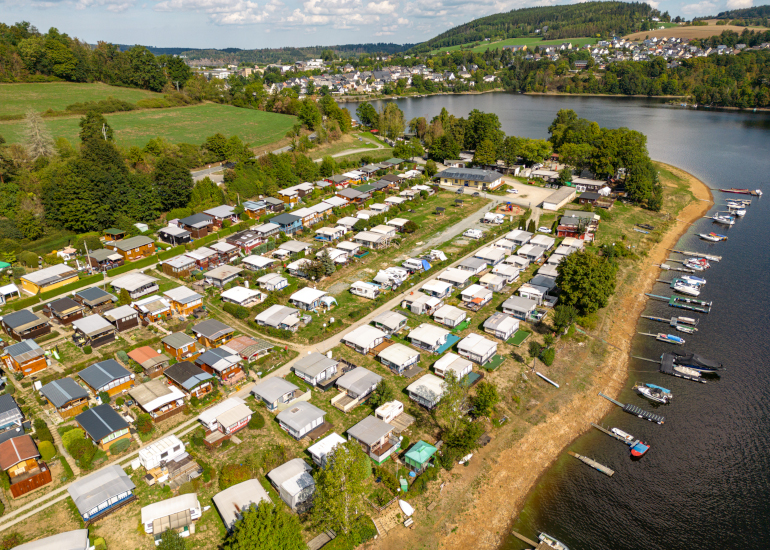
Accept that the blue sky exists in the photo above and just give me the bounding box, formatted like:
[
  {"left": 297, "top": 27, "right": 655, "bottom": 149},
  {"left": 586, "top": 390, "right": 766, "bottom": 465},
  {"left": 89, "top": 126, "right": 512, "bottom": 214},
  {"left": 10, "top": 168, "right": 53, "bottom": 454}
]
[{"left": 0, "top": 0, "right": 755, "bottom": 49}]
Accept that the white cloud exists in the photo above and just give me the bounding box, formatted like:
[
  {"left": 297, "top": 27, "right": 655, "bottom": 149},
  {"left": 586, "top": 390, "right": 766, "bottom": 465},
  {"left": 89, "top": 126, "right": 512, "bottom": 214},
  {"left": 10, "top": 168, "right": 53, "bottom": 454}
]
[
  {"left": 646, "top": 0, "right": 659, "bottom": 8},
  {"left": 680, "top": 0, "right": 716, "bottom": 14},
  {"left": 726, "top": 0, "right": 752, "bottom": 9}
]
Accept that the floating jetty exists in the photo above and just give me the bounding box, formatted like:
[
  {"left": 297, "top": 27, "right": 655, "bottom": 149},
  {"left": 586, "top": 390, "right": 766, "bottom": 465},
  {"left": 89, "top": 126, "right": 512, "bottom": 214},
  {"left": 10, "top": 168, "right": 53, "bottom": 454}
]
[
  {"left": 646, "top": 293, "right": 712, "bottom": 313},
  {"left": 598, "top": 392, "right": 665, "bottom": 424},
  {"left": 655, "top": 263, "right": 696, "bottom": 274},
  {"left": 568, "top": 451, "right": 615, "bottom": 477},
  {"left": 718, "top": 188, "right": 762, "bottom": 196},
  {"left": 631, "top": 355, "right": 707, "bottom": 383},
  {"left": 509, "top": 531, "right": 565, "bottom": 550},
  {"left": 668, "top": 249, "right": 721, "bottom": 262},
  {"left": 641, "top": 315, "right": 698, "bottom": 333},
  {"left": 638, "top": 332, "right": 686, "bottom": 345},
  {"left": 591, "top": 423, "right": 650, "bottom": 457}
]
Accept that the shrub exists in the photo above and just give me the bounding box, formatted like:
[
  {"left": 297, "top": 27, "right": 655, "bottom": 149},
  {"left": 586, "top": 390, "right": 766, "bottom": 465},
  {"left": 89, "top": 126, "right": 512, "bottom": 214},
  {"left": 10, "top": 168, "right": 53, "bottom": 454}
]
[
  {"left": 38, "top": 440, "right": 56, "bottom": 461},
  {"left": 115, "top": 397, "right": 125, "bottom": 406},
  {"left": 248, "top": 412, "right": 264, "bottom": 430},
  {"left": 93, "top": 537, "right": 106, "bottom": 550},
  {"left": 98, "top": 391, "right": 110, "bottom": 404},
  {"left": 0, "top": 470, "right": 9, "bottom": 490},
  {"left": 3, "top": 384, "right": 15, "bottom": 395},
  {"left": 33, "top": 419, "right": 54, "bottom": 445},
  {"left": 62, "top": 428, "right": 86, "bottom": 450},
  {"left": 0, "top": 533, "right": 23, "bottom": 549},
  {"left": 69, "top": 438, "right": 97, "bottom": 469},
  {"left": 219, "top": 463, "right": 250, "bottom": 490},
  {"left": 135, "top": 413, "right": 154, "bottom": 435},
  {"left": 109, "top": 438, "right": 131, "bottom": 455},
  {"left": 374, "top": 465, "right": 399, "bottom": 494},
  {"left": 540, "top": 348, "right": 555, "bottom": 366},
  {"left": 82, "top": 345, "right": 92, "bottom": 355}
]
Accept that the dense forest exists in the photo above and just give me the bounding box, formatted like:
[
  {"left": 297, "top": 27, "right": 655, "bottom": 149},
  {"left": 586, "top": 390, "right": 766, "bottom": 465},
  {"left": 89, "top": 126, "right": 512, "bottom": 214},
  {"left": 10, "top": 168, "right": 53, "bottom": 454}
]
[
  {"left": 178, "top": 43, "right": 415, "bottom": 65},
  {"left": 699, "top": 5, "right": 770, "bottom": 27},
  {"left": 409, "top": 2, "right": 657, "bottom": 53}
]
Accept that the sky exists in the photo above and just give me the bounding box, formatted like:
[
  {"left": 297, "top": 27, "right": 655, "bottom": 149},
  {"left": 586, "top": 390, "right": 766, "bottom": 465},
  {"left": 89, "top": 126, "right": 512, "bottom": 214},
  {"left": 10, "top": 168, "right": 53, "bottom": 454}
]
[{"left": 0, "top": 0, "right": 758, "bottom": 49}]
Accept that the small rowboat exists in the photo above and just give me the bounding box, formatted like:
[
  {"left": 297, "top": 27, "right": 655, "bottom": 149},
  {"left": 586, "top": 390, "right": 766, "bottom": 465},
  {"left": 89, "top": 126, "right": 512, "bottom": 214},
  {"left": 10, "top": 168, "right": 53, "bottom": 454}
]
[{"left": 399, "top": 500, "right": 414, "bottom": 517}]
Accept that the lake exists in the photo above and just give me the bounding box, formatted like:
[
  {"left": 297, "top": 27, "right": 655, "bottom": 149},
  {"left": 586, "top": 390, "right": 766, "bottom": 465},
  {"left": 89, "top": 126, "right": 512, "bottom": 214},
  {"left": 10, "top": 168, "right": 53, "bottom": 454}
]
[{"left": 346, "top": 93, "right": 770, "bottom": 550}]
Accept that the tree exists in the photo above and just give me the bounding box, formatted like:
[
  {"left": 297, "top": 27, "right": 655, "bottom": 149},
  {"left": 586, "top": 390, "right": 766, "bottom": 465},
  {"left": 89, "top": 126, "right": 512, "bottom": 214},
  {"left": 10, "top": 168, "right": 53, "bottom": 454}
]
[
  {"left": 437, "top": 371, "right": 470, "bottom": 434},
  {"left": 188, "top": 177, "right": 225, "bottom": 212},
  {"left": 318, "top": 249, "right": 336, "bottom": 276},
  {"left": 429, "top": 134, "right": 460, "bottom": 162},
  {"left": 79, "top": 112, "right": 114, "bottom": 144},
  {"left": 472, "top": 381, "right": 499, "bottom": 417},
  {"left": 498, "top": 136, "right": 520, "bottom": 167},
  {"left": 298, "top": 99, "right": 322, "bottom": 130},
  {"left": 319, "top": 156, "right": 336, "bottom": 178},
  {"left": 403, "top": 220, "right": 418, "bottom": 233},
  {"left": 23, "top": 110, "right": 54, "bottom": 160},
  {"left": 312, "top": 441, "right": 370, "bottom": 535},
  {"left": 556, "top": 250, "right": 618, "bottom": 315},
  {"left": 98, "top": 391, "right": 110, "bottom": 404},
  {"left": 378, "top": 102, "right": 405, "bottom": 140},
  {"left": 355, "top": 103, "right": 378, "bottom": 128},
  {"left": 224, "top": 501, "right": 306, "bottom": 550},
  {"left": 472, "top": 139, "right": 497, "bottom": 166},
  {"left": 118, "top": 288, "right": 131, "bottom": 306},
  {"left": 156, "top": 529, "right": 186, "bottom": 550},
  {"left": 38, "top": 440, "right": 56, "bottom": 461},
  {"left": 425, "top": 159, "right": 438, "bottom": 177},
  {"left": 15, "top": 209, "right": 44, "bottom": 240},
  {"left": 518, "top": 138, "right": 552, "bottom": 166},
  {"left": 558, "top": 167, "right": 572, "bottom": 184},
  {"left": 464, "top": 109, "right": 504, "bottom": 150},
  {"left": 527, "top": 219, "right": 536, "bottom": 233},
  {"left": 553, "top": 304, "right": 578, "bottom": 333},
  {"left": 153, "top": 157, "right": 194, "bottom": 211},
  {"left": 369, "top": 380, "right": 395, "bottom": 409},
  {"left": 528, "top": 340, "right": 542, "bottom": 359}
]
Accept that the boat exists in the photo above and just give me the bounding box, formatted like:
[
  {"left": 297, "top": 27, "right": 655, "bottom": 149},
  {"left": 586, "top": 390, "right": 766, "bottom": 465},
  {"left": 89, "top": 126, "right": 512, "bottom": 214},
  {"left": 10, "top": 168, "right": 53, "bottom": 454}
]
[
  {"left": 673, "top": 281, "right": 700, "bottom": 296},
  {"left": 684, "top": 258, "right": 710, "bottom": 270},
  {"left": 656, "top": 333, "right": 685, "bottom": 345},
  {"left": 674, "top": 365, "right": 702, "bottom": 378},
  {"left": 699, "top": 233, "right": 721, "bottom": 242},
  {"left": 539, "top": 533, "right": 570, "bottom": 550},
  {"left": 727, "top": 207, "right": 746, "bottom": 217},
  {"left": 630, "top": 440, "right": 651, "bottom": 457},
  {"left": 669, "top": 351, "right": 725, "bottom": 372},
  {"left": 719, "top": 188, "right": 762, "bottom": 196},
  {"left": 399, "top": 500, "right": 415, "bottom": 517},
  {"left": 712, "top": 214, "right": 735, "bottom": 225},
  {"left": 708, "top": 232, "right": 728, "bottom": 241},
  {"left": 671, "top": 316, "right": 698, "bottom": 333},
  {"left": 645, "top": 382, "right": 672, "bottom": 395},
  {"left": 611, "top": 427, "right": 636, "bottom": 443},
  {"left": 680, "top": 275, "right": 706, "bottom": 285},
  {"left": 634, "top": 383, "right": 673, "bottom": 404}
]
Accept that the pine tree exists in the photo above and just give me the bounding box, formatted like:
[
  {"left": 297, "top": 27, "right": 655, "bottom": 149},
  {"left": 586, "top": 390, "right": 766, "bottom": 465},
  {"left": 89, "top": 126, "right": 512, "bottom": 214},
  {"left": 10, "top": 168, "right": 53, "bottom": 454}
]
[
  {"left": 118, "top": 288, "right": 131, "bottom": 306},
  {"left": 23, "top": 110, "right": 55, "bottom": 161},
  {"left": 318, "top": 249, "right": 336, "bottom": 276}
]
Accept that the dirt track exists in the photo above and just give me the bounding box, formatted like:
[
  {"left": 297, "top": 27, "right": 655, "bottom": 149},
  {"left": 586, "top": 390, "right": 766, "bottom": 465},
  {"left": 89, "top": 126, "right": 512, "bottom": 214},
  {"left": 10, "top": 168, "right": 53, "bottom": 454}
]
[{"left": 370, "top": 163, "right": 713, "bottom": 550}]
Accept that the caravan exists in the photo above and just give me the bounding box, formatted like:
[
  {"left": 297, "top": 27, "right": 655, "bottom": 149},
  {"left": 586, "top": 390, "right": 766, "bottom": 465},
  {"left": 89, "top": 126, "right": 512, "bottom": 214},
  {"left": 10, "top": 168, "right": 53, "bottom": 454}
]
[{"left": 350, "top": 281, "right": 381, "bottom": 300}]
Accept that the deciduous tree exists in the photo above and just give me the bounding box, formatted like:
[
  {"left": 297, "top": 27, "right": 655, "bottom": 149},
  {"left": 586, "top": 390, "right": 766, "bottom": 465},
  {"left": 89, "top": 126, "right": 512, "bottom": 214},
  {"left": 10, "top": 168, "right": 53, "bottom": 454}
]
[
  {"left": 556, "top": 250, "right": 618, "bottom": 315},
  {"left": 312, "top": 441, "right": 370, "bottom": 535},
  {"left": 223, "top": 501, "right": 306, "bottom": 550},
  {"left": 153, "top": 157, "right": 194, "bottom": 211}
]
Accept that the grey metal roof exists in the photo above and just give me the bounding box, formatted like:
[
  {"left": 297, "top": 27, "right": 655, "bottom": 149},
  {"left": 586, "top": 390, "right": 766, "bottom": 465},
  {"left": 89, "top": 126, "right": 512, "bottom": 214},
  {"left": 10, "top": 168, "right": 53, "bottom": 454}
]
[
  {"left": 372, "top": 310, "right": 407, "bottom": 331},
  {"left": 0, "top": 394, "right": 22, "bottom": 428},
  {"left": 76, "top": 403, "right": 129, "bottom": 442},
  {"left": 12, "top": 529, "right": 89, "bottom": 550},
  {"left": 252, "top": 377, "right": 298, "bottom": 404},
  {"left": 267, "top": 458, "right": 313, "bottom": 492},
  {"left": 270, "top": 213, "right": 301, "bottom": 226},
  {"left": 213, "top": 479, "right": 271, "bottom": 530},
  {"left": 377, "top": 343, "right": 419, "bottom": 366},
  {"left": 2, "top": 310, "right": 45, "bottom": 330},
  {"left": 109, "top": 235, "right": 154, "bottom": 252},
  {"left": 192, "top": 319, "right": 234, "bottom": 340},
  {"left": 459, "top": 257, "right": 488, "bottom": 270},
  {"left": 438, "top": 167, "right": 501, "bottom": 183},
  {"left": 336, "top": 367, "right": 382, "bottom": 396},
  {"left": 293, "top": 352, "right": 338, "bottom": 379},
  {"left": 276, "top": 402, "right": 325, "bottom": 432},
  {"left": 530, "top": 274, "right": 557, "bottom": 290},
  {"left": 3, "top": 339, "right": 43, "bottom": 362},
  {"left": 47, "top": 297, "right": 82, "bottom": 314},
  {"left": 78, "top": 359, "right": 130, "bottom": 391},
  {"left": 75, "top": 287, "right": 116, "bottom": 306},
  {"left": 164, "top": 361, "right": 214, "bottom": 390},
  {"left": 162, "top": 332, "right": 196, "bottom": 349},
  {"left": 67, "top": 464, "right": 135, "bottom": 515},
  {"left": 255, "top": 305, "right": 299, "bottom": 327},
  {"left": 40, "top": 378, "right": 88, "bottom": 408},
  {"left": 347, "top": 415, "right": 393, "bottom": 446},
  {"left": 71, "top": 315, "right": 114, "bottom": 337},
  {"left": 483, "top": 312, "right": 511, "bottom": 331},
  {"left": 502, "top": 295, "right": 538, "bottom": 311},
  {"left": 0, "top": 394, "right": 20, "bottom": 415},
  {"left": 179, "top": 213, "right": 213, "bottom": 228}
]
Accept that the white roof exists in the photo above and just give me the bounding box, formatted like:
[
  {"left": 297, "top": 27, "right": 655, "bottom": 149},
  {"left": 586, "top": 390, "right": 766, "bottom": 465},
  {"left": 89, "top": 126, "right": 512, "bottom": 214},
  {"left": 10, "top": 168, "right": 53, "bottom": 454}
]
[
  {"left": 433, "top": 304, "right": 465, "bottom": 322},
  {"left": 279, "top": 240, "right": 312, "bottom": 253},
  {"left": 370, "top": 225, "right": 395, "bottom": 235},
  {"left": 422, "top": 280, "right": 453, "bottom": 295},
  {"left": 475, "top": 246, "right": 506, "bottom": 262},
  {"left": 433, "top": 352, "right": 473, "bottom": 376},
  {"left": 342, "top": 325, "right": 386, "bottom": 348},
  {"left": 111, "top": 273, "right": 158, "bottom": 292},
  {"left": 355, "top": 231, "right": 385, "bottom": 243},
  {"left": 337, "top": 217, "right": 359, "bottom": 227},
  {"left": 386, "top": 217, "right": 409, "bottom": 227},
  {"left": 20, "top": 264, "right": 75, "bottom": 284},
  {"left": 408, "top": 323, "right": 449, "bottom": 345},
  {"left": 159, "top": 225, "right": 189, "bottom": 236},
  {"left": 132, "top": 383, "right": 185, "bottom": 411},
  {"left": 493, "top": 264, "right": 519, "bottom": 277},
  {"left": 377, "top": 343, "right": 419, "bottom": 365},
  {"left": 103, "top": 304, "right": 137, "bottom": 321},
  {"left": 210, "top": 241, "right": 238, "bottom": 253},
  {"left": 323, "top": 196, "right": 348, "bottom": 207},
  {"left": 204, "top": 205, "right": 235, "bottom": 218},
  {"left": 164, "top": 286, "right": 203, "bottom": 304},
  {"left": 185, "top": 246, "right": 217, "bottom": 260},
  {"left": 138, "top": 435, "right": 184, "bottom": 462},
  {"left": 336, "top": 241, "right": 360, "bottom": 252},
  {"left": 221, "top": 287, "right": 262, "bottom": 303},
  {"left": 530, "top": 234, "right": 556, "bottom": 248},
  {"left": 479, "top": 273, "right": 507, "bottom": 286},
  {"left": 307, "top": 433, "right": 346, "bottom": 460},
  {"left": 206, "top": 265, "right": 243, "bottom": 280},
  {"left": 141, "top": 493, "right": 200, "bottom": 525},
  {"left": 506, "top": 230, "right": 532, "bottom": 242},
  {"left": 439, "top": 268, "right": 472, "bottom": 284},
  {"left": 458, "top": 333, "right": 497, "bottom": 356},
  {"left": 406, "top": 373, "right": 445, "bottom": 401},
  {"left": 257, "top": 273, "right": 287, "bottom": 286},
  {"left": 164, "top": 255, "right": 195, "bottom": 269},
  {"left": 493, "top": 238, "right": 517, "bottom": 249},
  {"left": 290, "top": 287, "right": 327, "bottom": 304},
  {"left": 518, "top": 244, "right": 543, "bottom": 258},
  {"left": 213, "top": 479, "right": 271, "bottom": 530},
  {"left": 461, "top": 284, "right": 492, "bottom": 299},
  {"left": 243, "top": 256, "right": 275, "bottom": 268},
  {"left": 198, "top": 397, "right": 246, "bottom": 426},
  {"left": 0, "top": 283, "right": 19, "bottom": 296},
  {"left": 385, "top": 196, "right": 406, "bottom": 204},
  {"left": 315, "top": 226, "right": 343, "bottom": 236},
  {"left": 255, "top": 222, "right": 280, "bottom": 233},
  {"left": 71, "top": 315, "right": 113, "bottom": 336}
]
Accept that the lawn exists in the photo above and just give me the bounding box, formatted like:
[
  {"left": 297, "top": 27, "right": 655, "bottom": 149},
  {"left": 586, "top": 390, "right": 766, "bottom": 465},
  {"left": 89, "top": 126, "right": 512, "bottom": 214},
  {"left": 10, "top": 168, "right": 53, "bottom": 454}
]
[
  {"left": 0, "top": 102, "right": 297, "bottom": 148},
  {"left": 507, "top": 329, "right": 531, "bottom": 347},
  {"left": 431, "top": 36, "right": 598, "bottom": 55},
  {"left": 0, "top": 81, "right": 164, "bottom": 118}
]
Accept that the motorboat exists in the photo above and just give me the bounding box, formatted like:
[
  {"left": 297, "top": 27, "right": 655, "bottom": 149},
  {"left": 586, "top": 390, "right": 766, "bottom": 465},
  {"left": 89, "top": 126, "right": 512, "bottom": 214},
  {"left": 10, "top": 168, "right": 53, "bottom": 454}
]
[
  {"left": 539, "top": 533, "right": 570, "bottom": 550},
  {"left": 699, "top": 233, "right": 721, "bottom": 242},
  {"left": 610, "top": 428, "right": 650, "bottom": 457},
  {"left": 611, "top": 428, "right": 635, "bottom": 443},
  {"left": 656, "top": 333, "right": 686, "bottom": 345},
  {"left": 712, "top": 213, "right": 735, "bottom": 225},
  {"left": 727, "top": 207, "right": 746, "bottom": 217},
  {"left": 673, "top": 281, "right": 700, "bottom": 296},
  {"left": 634, "top": 383, "right": 673, "bottom": 404},
  {"left": 684, "top": 258, "right": 710, "bottom": 270},
  {"left": 670, "top": 351, "right": 725, "bottom": 372},
  {"left": 680, "top": 275, "right": 706, "bottom": 285}
]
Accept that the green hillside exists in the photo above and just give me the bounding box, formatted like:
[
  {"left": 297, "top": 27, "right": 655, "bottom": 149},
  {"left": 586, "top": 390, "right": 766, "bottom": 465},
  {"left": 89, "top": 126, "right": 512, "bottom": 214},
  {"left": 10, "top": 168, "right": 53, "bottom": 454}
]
[
  {"left": 431, "top": 36, "right": 597, "bottom": 55},
  {"left": 0, "top": 102, "right": 296, "bottom": 148},
  {"left": 410, "top": 2, "right": 656, "bottom": 54}
]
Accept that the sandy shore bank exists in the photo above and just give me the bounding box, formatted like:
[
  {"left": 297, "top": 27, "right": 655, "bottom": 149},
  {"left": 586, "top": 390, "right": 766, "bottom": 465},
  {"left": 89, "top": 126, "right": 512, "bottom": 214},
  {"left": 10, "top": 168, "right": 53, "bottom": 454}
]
[{"left": 370, "top": 163, "right": 713, "bottom": 550}]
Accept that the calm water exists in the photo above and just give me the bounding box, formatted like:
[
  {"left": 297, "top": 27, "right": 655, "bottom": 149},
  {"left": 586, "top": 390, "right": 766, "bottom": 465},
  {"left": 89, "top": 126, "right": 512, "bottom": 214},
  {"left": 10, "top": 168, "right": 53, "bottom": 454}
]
[{"left": 348, "top": 94, "right": 770, "bottom": 550}]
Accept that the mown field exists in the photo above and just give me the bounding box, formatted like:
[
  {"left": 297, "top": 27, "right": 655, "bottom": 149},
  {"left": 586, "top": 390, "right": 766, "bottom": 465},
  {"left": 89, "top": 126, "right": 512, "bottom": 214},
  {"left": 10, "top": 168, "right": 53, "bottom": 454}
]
[
  {"left": 0, "top": 102, "right": 297, "bottom": 148},
  {"left": 431, "top": 36, "right": 598, "bottom": 54},
  {"left": 625, "top": 22, "right": 769, "bottom": 40},
  {"left": 0, "top": 82, "right": 164, "bottom": 118}
]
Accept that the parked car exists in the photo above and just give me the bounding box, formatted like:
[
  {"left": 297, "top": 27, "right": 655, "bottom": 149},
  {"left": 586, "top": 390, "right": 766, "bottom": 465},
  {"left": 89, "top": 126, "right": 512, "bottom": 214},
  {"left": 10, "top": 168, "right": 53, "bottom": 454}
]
[
  {"left": 456, "top": 188, "right": 464, "bottom": 194},
  {"left": 537, "top": 227, "right": 551, "bottom": 233},
  {"left": 463, "top": 229, "right": 483, "bottom": 239},
  {"left": 472, "top": 192, "right": 480, "bottom": 197}
]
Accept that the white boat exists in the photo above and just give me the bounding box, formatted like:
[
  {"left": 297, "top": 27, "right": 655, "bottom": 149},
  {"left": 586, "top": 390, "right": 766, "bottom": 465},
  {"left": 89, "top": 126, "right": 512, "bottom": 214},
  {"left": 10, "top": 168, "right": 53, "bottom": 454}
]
[
  {"left": 674, "top": 365, "right": 701, "bottom": 378},
  {"left": 712, "top": 215, "right": 735, "bottom": 225},
  {"left": 728, "top": 208, "right": 746, "bottom": 217},
  {"left": 684, "top": 258, "right": 710, "bottom": 271},
  {"left": 698, "top": 233, "right": 721, "bottom": 242},
  {"left": 634, "top": 384, "right": 673, "bottom": 404},
  {"left": 611, "top": 428, "right": 635, "bottom": 443},
  {"left": 680, "top": 275, "right": 706, "bottom": 285},
  {"left": 539, "top": 533, "right": 570, "bottom": 550},
  {"left": 674, "top": 281, "right": 700, "bottom": 296},
  {"left": 398, "top": 499, "right": 414, "bottom": 517}
]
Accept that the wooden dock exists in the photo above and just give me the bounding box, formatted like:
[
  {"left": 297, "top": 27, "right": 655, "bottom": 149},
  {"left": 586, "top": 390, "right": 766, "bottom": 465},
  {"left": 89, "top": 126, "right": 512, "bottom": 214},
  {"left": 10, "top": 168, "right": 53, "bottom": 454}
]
[
  {"left": 668, "top": 249, "right": 722, "bottom": 262},
  {"left": 599, "top": 392, "right": 665, "bottom": 424},
  {"left": 568, "top": 451, "right": 615, "bottom": 477},
  {"left": 508, "top": 530, "right": 556, "bottom": 550}
]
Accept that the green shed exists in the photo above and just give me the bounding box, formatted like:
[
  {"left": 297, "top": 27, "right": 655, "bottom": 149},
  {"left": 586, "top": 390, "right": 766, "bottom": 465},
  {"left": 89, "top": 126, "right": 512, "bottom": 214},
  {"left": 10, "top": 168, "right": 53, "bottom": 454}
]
[{"left": 404, "top": 440, "right": 437, "bottom": 473}]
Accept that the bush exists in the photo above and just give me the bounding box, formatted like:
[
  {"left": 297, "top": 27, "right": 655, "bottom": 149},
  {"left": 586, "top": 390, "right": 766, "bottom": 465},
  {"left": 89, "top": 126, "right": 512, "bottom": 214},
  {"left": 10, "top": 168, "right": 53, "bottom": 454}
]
[
  {"left": 62, "top": 428, "right": 86, "bottom": 450},
  {"left": 115, "top": 397, "right": 125, "bottom": 406},
  {"left": 0, "top": 533, "right": 23, "bottom": 549},
  {"left": 33, "top": 419, "right": 54, "bottom": 444},
  {"left": 3, "top": 383, "right": 15, "bottom": 395},
  {"left": 0, "top": 470, "right": 9, "bottom": 490},
  {"left": 38, "top": 440, "right": 56, "bottom": 461},
  {"left": 69, "top": 438, "right": 97, "bottom": 469},
  {"left": 98, "top": 391, "right": 110, "bottom": 404},
  {"left": 248, "top": 412, "right": 264, "bottom": 430},
  {"left": 109, "top": 438, "right": 131, "bottom": 455},
  {"left": 82, "top": 345, "right": 92, "bottom": 355},
  {"left": 219, "top": 463, "right": 250, "bottom": 490},
  {"left": 374, "top": 465, "right": 399, "bottom": 494},
  {"left": 135, "top": 413, "right": 154, "bottom": 435},
  {"left": 540, "top": 348, "right": 555, "bottom": 366},
  {"left": 93, "top": 537, "right": 106, "bottom": 550}
]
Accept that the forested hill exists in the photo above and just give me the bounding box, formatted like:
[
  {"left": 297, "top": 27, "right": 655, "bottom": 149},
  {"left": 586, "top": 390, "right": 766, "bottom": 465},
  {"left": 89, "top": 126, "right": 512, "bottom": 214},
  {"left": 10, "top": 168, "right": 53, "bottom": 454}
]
[
  {"left": 174, "top": 43, "right": 415, "bottom": 65},
  {"left": 409, "top": 2, "right": 656, "bottom": 53},
  {"left": 711, "top": 5, "right": 770, "bottom": 19}
]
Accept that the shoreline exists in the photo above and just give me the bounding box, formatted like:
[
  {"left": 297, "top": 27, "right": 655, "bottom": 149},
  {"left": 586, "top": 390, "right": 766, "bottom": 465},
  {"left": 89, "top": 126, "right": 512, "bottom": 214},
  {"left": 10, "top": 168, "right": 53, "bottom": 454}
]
[{"left": 371, "top": 163, "right": 713, "bottom": 550}]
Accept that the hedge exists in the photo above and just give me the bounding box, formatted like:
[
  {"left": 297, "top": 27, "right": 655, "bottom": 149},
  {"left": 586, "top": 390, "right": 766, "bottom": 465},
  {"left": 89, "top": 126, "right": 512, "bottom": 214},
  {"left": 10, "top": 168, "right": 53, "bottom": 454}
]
[
  {"left": 158, "top": 246, "right": 186, "bottom": 261},
  {"left": 106, "top": 255, "right": 158, "bottom": 277}
]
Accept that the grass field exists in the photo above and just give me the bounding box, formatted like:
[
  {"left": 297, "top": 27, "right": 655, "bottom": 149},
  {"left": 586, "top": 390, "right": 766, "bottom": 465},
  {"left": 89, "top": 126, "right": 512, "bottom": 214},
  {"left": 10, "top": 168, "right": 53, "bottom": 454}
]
[
  {"left": 0, "top": 82, "right": 164, "bottom": 118},
  {"left": 0, "top": 102, "right": 297, "bottom": 148},
  {"left": 625, "top": 23, "right": 769, "bottom": 40},
  {"left": 431, "top": 36, "right": 598, "bottom": 55}
]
